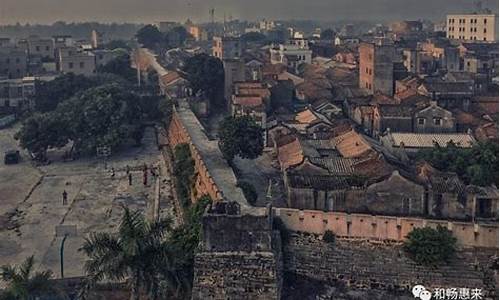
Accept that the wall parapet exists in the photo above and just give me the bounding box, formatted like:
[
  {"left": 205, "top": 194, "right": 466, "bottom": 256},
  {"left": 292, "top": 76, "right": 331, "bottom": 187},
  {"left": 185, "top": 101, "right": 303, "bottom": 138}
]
[{"left": 275, "top": 208, "right": 498, "bottom": 248}]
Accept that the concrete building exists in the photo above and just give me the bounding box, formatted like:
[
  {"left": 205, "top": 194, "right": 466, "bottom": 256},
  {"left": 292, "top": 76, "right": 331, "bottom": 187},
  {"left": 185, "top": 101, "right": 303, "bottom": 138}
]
[
  {"left": 0, "top": 47, "right": 28, "bottom": 79},
  {"left": 358, "top": 41, "right": 395, "bottom": 96},
  {"left": 58, "top": 47, "right": 96, "bottom": 76},
  {"left": 414, "top": 101, "right": 456, "bottom": 133},
  {"left": 18, "top": 37, "right": 55, "bottom": 60},
  {"left": 269, "top": 38, "right": 312, "bottom": 73},
  {"left": 446, "top": 13, "right": 498, "bottom": 42}
]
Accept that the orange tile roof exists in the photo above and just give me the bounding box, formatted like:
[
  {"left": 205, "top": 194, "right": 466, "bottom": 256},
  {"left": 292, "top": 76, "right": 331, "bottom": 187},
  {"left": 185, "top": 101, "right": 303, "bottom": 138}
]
[
  {"left": 295, "top": 108, "right": 319, "bottom": 124},
  {"left": 232, "top": 95, "right": 263, "bottom": 107},
  {"left": 160, "top": 71, "right": 182, "bottom": 86},
  {"left": 277, "top": 137, "right": 304, "bottom": 170},
  {"left": 333, "top": 130, "right": 372, "bottom": 158}
]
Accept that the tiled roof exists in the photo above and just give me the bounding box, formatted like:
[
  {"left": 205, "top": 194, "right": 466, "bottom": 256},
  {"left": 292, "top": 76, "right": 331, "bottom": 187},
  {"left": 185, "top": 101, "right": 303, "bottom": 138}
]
[
  {"left": 390, "top": 133, "right": 475, "bottom": 148},
  {"left": 287, "top": 174, "right": 350, "bottom": 190},
  {"left": 277, "top": 137, "right": 304, "bottom": 170},
  {"left": 333, "top": 130, "right": 373, "bottom": 158},
  {"left": 310, "top": 157, "right": 359, "bottom": 175},
  {"left": 295, "top": 108, "right": 320, "bottom": 124},
  {"left": 232, "top": 95, "right": 263, "bottom": 107},
  {"left": 160, "top": 71, "right": 182, "bottom": 86}
]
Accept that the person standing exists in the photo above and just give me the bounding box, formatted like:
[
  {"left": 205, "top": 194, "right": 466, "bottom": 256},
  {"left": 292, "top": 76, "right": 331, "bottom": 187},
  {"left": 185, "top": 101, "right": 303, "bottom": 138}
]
[
  {"left": 128, "top": 173, "right": 133, "bottom": 186},
  {"left": 62, "top": 190, "right": 68, "bottom": 205}
]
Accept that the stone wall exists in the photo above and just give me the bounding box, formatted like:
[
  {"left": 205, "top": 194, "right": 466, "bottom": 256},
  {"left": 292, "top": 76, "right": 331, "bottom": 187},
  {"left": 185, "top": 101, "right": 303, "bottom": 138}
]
[
  {"left": 167, "top": 111, "right": 224, "bottom": 202},
  {"left": 192, "top": 202, "right": 283, "bottom": 300},
  {"left": 276, "top": 208, "right": 498, "bottom": 248},
  {"left": 283, "top": 233, "right": 498, "bottom": 298}
]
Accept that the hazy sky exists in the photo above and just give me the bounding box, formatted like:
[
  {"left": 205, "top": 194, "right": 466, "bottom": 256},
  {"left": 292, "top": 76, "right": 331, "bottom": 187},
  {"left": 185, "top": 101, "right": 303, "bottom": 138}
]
[{"left": 0, "top": 0, "right": 498, "bottom": 24}]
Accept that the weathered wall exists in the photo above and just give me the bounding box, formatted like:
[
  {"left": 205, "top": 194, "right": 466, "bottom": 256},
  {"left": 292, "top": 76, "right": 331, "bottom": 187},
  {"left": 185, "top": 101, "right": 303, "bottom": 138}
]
[
  {"left": 283, "top": 233, "right": 498, "bottom": 297},
  {"left": 167, "top": 111, "right": 224, "bottom": 202},
  {"left": 192, "top": 203, "right": 283, "bottom": 300},
  {"left": 275, "top": 208, "right": 498, "bottom": 248}
]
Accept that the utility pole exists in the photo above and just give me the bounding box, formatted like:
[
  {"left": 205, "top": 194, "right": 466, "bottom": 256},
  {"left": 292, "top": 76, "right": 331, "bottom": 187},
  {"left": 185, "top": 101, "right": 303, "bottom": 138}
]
[{"left": 60, "top": 234, "right": 68, "bottom": 279}]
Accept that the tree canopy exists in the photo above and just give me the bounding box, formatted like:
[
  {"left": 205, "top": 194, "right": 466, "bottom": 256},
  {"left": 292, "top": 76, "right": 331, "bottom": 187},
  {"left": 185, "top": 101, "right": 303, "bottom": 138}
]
[
  {"left": 16, "top": 83, "right": 154, "bottom": 159},
  {"left": 404, "top": 226, "right": 457, "bottom": 266},
  {"left": 0, "top": 256, "right": 57, "bottom": 300},
  {"left": 320, "top": 28, "right": 335, "bottom": 40},
  {"left": 136, "top": 24, "right": 163, "bottom": 49},
  {"left": 97, "top": 53, "right": 136, "bottom": 83},
  {"left": 218, "top": 116, "right": 264, "bottom": 161},
  {"left": 241, "top": 32, "right": 267, "bottom": 43},
  {"left": 417, "top": 141, "right": 498, "bottom": 186},
  {"left": 182, "top": 53, "right": 225, "bottom": 109}
]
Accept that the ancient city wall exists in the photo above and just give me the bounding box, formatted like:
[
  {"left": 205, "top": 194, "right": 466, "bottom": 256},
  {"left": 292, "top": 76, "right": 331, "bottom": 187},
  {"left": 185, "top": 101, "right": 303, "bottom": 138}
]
[
  {"left": 167, "top": 111, "right": 224, "bottom": 202},
  {"left": 275, "top": 208, "right": 498, "bottom": 248},
  {"left": 283, "top": 233, "right": 498, "bottom": 297}
]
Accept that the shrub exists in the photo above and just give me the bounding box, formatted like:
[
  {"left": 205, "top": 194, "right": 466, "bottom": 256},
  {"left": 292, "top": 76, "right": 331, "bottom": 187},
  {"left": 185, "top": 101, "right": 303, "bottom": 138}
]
[
  {"left": 237, "top": 181, "right": 258, "bottom": 205},
  {"left": 403, "top": 226, "right": 457, "bottom": 266},
  {"left": 323, "top": 230, "right": 336, "bottom": 244}
]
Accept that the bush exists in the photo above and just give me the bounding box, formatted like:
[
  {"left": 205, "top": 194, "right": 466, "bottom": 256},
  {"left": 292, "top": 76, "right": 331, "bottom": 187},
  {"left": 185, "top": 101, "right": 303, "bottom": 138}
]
[
  {"left": 237, "top": 181, "right": 258, "bottom": 205},
  {"left": 403, "top": 226, "right": 457, "bottom": 266},
  {"left": 322, "top": 230, "right": 336, "bottom": 244}
]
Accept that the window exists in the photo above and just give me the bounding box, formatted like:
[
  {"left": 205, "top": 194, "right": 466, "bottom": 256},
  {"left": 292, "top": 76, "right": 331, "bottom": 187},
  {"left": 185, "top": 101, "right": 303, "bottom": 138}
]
[
  {"left": 433, "top": 118, "right": 442, "bottom": 126},
  {"left": 484, "top": 19, "right": 487, "bottom": 24},
  {"left": 36, "top": 46, "right": 40, "bottom": 51},
  {"left": 80, "top": 62, "right": 85, "bottom": 68},
  {"left": 45, "top": 46, "right": 49, "bottom": 51},
  {"left": 417, "top": 118, "right": 425, "bottom": 125},
  {"left": 69, "top": 62, "right": 74, "bottom": 69},
  {"left": 484, "top": 28, "right": 487, "bottom": 33}
]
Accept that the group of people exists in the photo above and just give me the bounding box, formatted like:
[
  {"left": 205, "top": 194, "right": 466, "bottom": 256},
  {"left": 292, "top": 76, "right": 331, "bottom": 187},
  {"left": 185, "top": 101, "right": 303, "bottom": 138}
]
[{"left": 62, "top": 163, "right": 160, "bottom": 205}]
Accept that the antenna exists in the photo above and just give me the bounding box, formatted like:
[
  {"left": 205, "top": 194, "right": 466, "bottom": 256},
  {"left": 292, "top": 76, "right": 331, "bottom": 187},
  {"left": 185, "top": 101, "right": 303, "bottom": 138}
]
[{"left": 209, "top": 8, "right": 215, "bottom": 24}]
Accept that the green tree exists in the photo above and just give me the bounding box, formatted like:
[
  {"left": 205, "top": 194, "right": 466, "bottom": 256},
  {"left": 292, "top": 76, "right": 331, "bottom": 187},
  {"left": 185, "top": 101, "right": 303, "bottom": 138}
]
[
  {"left": 166, "top": 195, "right": 212, "bottom": 297},
  {"left": 97, "top": 53, "right": 136, "bottom": 83},
  {"left": 218, "top": 116, "right": 264, "bottom": 161},
  {"left": 14, "top": 112, "right": 70, "bottom": 161},
  {"left": 34, "top": 72, "right": 129, "bottom": 112},
  {"left": 136, "top": 24, "right": 163, "bottom": 49},
  {"left": 58, "top": 84, "right": 142, "bottom": 155},
  {"left": 182, "top": 53, "right": 225, "bottom": 109},
  {"left": 237, "top": 181, "right": 258, "bottom": 205},
  {"left": 404, "top": 226, "right": 457, "bottom": 266},
  {"left": 241, "top": 32, "right": 266, "bottom": 43},
  {"left": 79, "top": 206, "right": 175, "bottom": 300},
  {"left": 173, "top": 144, "right": 195, "bottom": 208},
  {"left": 0, "top": 256, "right": 56, "bottom": 300},
  {"left": 417, "top": 141, "right": 499, "bottom": 186},
  {"left": 165, "top": 26, "right": 190, "bottom": 48},
  {"left": 103, "top": 39, "right": 131, "bottom": 51},
  {"left": 320, "top": 28, "right": 335, "bottom": 40}
]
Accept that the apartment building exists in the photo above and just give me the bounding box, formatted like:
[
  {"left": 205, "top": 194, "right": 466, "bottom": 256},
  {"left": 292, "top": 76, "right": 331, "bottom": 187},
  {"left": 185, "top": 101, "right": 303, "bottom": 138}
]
[{"left": 446, "top": 14, "right": 498, "bottom": 42}]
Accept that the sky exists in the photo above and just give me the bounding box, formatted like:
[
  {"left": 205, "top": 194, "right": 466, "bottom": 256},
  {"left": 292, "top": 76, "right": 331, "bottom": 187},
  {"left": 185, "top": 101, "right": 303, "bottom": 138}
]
[{"left": 0, "top": 0, "right": 498, "bottom": 25}]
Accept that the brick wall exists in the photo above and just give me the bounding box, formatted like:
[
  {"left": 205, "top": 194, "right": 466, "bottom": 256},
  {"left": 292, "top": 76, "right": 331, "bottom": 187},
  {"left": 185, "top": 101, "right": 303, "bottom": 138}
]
[
  {"left": 167, "top": 112, "right": 224, "bottom": 202},
  {"left": 276, "top": 208, "right": 498, "bottom": 248}
]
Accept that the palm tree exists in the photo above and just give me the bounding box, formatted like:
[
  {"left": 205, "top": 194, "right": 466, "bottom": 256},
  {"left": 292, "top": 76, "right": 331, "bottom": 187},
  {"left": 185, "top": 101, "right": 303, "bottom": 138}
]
[
  {"left": 0, "top": 256, "right": 55, "bottom": 300},
  {"left": 79, "top": 206, "right": 180, "bottom": 300}
]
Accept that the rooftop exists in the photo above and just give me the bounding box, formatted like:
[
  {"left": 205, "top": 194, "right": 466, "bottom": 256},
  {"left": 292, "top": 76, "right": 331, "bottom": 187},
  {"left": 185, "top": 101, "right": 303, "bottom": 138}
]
[{"left": 389, "top": 132, "right": 475, "bottom": 148}]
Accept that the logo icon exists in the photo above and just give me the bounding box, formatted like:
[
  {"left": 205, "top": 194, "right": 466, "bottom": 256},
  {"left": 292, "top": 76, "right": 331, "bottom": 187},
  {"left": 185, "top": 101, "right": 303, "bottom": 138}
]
[{"left": 412, "top": 285, "right": 432, "bottom": 300}]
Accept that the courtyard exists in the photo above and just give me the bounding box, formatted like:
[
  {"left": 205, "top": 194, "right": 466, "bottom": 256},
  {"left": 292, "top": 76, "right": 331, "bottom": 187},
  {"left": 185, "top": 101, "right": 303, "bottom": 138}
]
[{"left": 0, "top": 124, "right": 176, "bottom": 279}]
